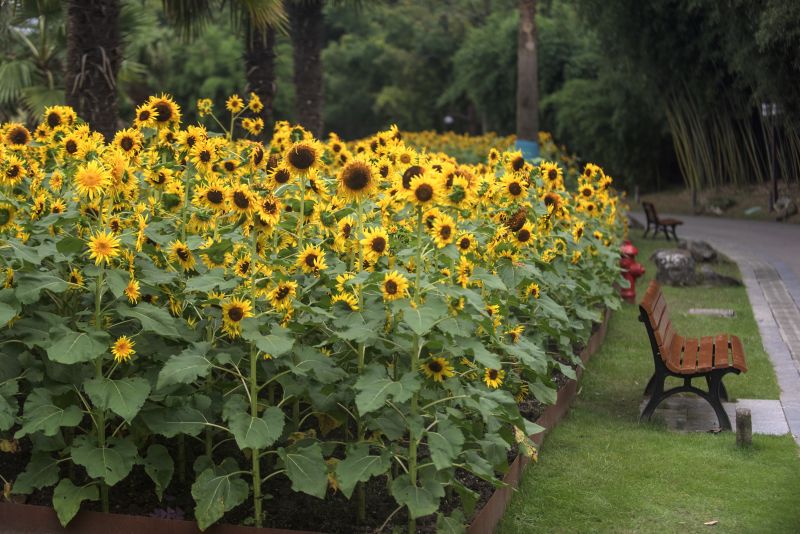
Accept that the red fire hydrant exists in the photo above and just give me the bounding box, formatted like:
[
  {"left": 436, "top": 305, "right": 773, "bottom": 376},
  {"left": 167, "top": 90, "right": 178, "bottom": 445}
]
[{"left": 620, "top": 240, "right": 645, "bottom": 303}]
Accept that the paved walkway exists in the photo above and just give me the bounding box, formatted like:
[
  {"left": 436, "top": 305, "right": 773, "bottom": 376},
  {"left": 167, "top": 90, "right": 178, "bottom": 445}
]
[{"left": 633, "top": 212, "right": 800, "bottom": 444}]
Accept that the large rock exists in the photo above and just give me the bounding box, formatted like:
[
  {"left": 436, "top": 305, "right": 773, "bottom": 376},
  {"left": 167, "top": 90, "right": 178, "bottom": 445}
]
[
  {"left": 775, "top": 196, "right": 798, "bottom": 222},
  {"left": 651, "top": 249, "right": 697, "bottom": 286},
  {"left": 678, "top": 239, "right": 718, "bottom": 262},
  {"left": 699, "top": 265, "right": 742, "bottom": 287}
]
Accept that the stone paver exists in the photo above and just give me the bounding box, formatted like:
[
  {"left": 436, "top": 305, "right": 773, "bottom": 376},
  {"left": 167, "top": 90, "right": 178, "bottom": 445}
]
[
  {"left": 642, "top": 397, "right": 789, "bottom": 434},
  {"left": 632, "top": 212, "right": 800, "bottom": 444}
]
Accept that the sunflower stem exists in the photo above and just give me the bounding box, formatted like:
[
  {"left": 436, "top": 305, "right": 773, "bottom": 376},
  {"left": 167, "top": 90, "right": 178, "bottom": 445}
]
[
  {"left": 250, "top": 342, "right": 263, "bottom": 527},
  {"left": 408, "top": 209, "right": 424, "bottom": 534},
  {"left": 93, "top": 268, "right": 109, "bottom": 513},
  {"left": 354, "top": 198, "right": 368, "bottom": 523},
  {"left": 296, "top": 174, "right": 306, "bottom": 252}
]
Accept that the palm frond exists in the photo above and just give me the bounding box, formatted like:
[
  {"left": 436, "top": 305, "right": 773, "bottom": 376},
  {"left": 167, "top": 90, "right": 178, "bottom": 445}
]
[{"left": 0, "top": 59, "right": 34, "bottom": 105}]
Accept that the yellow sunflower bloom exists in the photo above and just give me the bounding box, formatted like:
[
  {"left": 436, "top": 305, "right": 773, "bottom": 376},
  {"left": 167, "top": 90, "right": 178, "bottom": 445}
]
[
  {"left": 74, "top": 161, "right": 111, "bottom": 200},
  {"left": 87, "top": 230, "right": 121, "bottom": 265},
  {"left": 112, "top": 336, "right": 136, "bottom": 363},
  {"left": 381, "top": 271, "right": 409, "bottom": 302},
  {"left": 420, "top": 357, "right": 455, "bottom": 382}
]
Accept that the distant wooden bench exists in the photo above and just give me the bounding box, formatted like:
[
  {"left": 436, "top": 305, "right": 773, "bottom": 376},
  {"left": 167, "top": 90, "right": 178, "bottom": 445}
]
[
  {"left": 642, "top": 201, "right": 683, "bottom": 240},
  {"left": 639, "top": 281, "right": 747, "bottom": 430}
]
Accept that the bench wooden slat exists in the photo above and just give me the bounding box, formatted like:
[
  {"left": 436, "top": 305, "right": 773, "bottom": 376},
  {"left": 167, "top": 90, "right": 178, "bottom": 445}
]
[
  {"left": 665, "top": 335, "right": 684, "bottom": 372},
  {"left": 691, "top": 337, "right": 714, "bottom": 372},
  {"left": 681, "top": 337, "right": 699, "bottom": 372},
  {"left": 662, "top": 322, "right": 676, "bottom": 354},
  {"left": 714, "top": 335, "right": 729, "bottom": 368},
  {"left": 731, "top": 335, "right": 748, "bottom": 372},
  {"left": 697, "top": 336, "right": 715, "bottom": 371}
]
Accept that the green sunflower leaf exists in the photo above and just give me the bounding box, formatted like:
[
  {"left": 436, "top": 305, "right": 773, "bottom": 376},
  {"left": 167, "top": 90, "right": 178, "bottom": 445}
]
[
  {"left": 52, "top": 479, "right": 98, "bottom": 527},
  {"left": 46, "top": 325, "right": 109, "bottom": 365},
  {"left": 227, "top": 407, "right": 285, "bottom": 450},
  {"left": 156, "top": 343, "right": 212, "bottom": 389},
  {"left": 143, "top": 444, "right": 174, "bottom": 501},
  {"left": 115, "top": 302, "right": 182, "bottom": 339},
  {"left": 390, "top": 472, "right": 443, "bottom": 519},
  {"left": 278, "top": 442, "right": 328, "bottom": 499},
  {"left": 191, "top": 461, "right": 249, "bottom": 531},
  {"left": 15, "top": 388, "right": 83, "bottom": 438},
  {"left": 11, "top": 452, "right": 61, "bottom": 494},
  {"left": 70, "top": 436, "right": 138, "bottom": 486},
  {"left": 335, "top": 444, "right": 390, "bottom": 499},
  {"left": 83, "top": 376, "right": 151, "bottom": 422}
]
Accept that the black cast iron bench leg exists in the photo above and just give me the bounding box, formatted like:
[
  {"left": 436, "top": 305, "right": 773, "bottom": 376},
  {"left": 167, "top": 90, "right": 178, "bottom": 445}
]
[{"left": 640, "top": 372, "right": 733, "bottom": 430}]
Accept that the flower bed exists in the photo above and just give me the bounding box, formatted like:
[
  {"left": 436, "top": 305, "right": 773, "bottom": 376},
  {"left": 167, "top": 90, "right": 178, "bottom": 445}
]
[{"left": 0, "top": 94, "right": 624, "bottom": 532}]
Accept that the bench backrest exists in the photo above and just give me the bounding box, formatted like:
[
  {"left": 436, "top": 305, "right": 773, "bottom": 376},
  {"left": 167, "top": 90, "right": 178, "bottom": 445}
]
[
  {"left": 639, "top": 281, "right": 678, "bottom": 362},
  {"left": 641, "top": 202, "right": 658, "bottom": 224}
]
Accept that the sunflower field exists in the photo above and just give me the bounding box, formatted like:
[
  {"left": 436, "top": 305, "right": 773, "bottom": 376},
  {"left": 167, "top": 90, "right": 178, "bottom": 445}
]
[{"left": 0, "top": 93, "right": 624, "bottom": 532}]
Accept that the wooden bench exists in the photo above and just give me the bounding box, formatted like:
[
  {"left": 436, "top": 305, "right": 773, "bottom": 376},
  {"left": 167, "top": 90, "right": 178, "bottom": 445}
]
[
  {"left": 639, "top": 280, "right": 747, "bottom": 430},
  {"left": 642, "top": 202, "right": 683, "bottom": 240}
]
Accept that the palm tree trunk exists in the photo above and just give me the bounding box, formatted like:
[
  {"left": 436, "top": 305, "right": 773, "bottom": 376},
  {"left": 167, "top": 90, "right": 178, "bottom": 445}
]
[
  {"left": 289, "top": 0, "right": 325, "bottom": 137},
  {"left": 64, "top": 0, "right": 121, "bottom": 140},
  {"left": 244, "top": 23, "right": 277, "bottom": 134},
  {"left": 516, "top": 0, "right": 539, "bottom": 149}
]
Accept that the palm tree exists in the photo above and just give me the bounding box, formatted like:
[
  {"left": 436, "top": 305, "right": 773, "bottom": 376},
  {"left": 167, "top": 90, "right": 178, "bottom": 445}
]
[
  {"left": 287, "top": 0, "right": 325, "bottom": 137},
  {"left": 162, "top": 0, "right": 287, "bottom": 132},
  {"left": 516, "top": 0, "right": 539, "bottom": 158},
  {"left": 64, "top": 0, "right": 122, "bottom": 140}
]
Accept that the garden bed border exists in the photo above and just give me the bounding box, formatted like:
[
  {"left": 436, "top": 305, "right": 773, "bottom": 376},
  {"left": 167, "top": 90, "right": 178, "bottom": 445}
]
[{"left": 0, "top": 311, "right": 611, "bottom": 534}]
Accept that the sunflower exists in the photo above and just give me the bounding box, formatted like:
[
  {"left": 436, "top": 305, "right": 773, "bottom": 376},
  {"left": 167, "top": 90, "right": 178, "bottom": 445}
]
[
  {"left": 189, "top": 140, "right": 217, "bottom": 172},
  {"left": 540, "top": 162, "right": 562, "bottom": 186},
  {"left": 456, "top": 232, "right": 477, "bottom": 254},
  {"left": 381, "top": 271, "right": 409, "bottom": 301},
  {"left": 256, "top": 195, "right": 282, "bottom": 226},
  {"left": 513, "top": 221, "right": 536, "bottom": 246},
  {"left": 406, "top": 175, "right": 439, "bottom": 207},
  {"left": 43, "top": 106, "right": 67, "bottom": 129},
  {"left": 360, "top": 227, "right": 389, "bottom": 262},
  {"left": 221, "top": 297, "right": 253, "bottom": 337},
  {"left": 113, "top": 128, "right": 143, "bottom": 157},
  {"left": 487, "top": 148, "right": 500, "bottom": 166},
  {"left": 284, "top": 140, "right": 322, "bottom": 176},
  {"left": 112, "top": 336, "right": 136, "bottom": 363},
  {"left": 499, "top": 174, "right": 528, "bottom": 201},
  {"left": 337, "top": 159, "right": 375, "bottom": 200},
  {"left": 431, "top": 213, "right": 456, "bottom": 248},
  {"left": 420, "top": 357, "right": 455, "bottom": 382},
  {"left": 296, "top": 244, "right": 327, "bottom": 274},
  {"left": 2, "top": 155, "right": 25, "bottom": 186},
  {"left": 234, "top": 255, "right": 251, "bottom": 277},
  {"left": 50, "top": 199, "right": 66, "bottom": 214},
  {"left": 146, "top": 168, "right": 173, "bottom": 189},
  {"left": 134, "top": 103, "right": 158, "bottom": 129},
  {"left": 268, "top": 281, "right": 298, "bottom": 311},
  {"left": 67, "top": 268, "right": 84, "bottom": 287},
  {"left": 483, "top": 368, "right": 505, "bottom": 389},
  {"left": 248, "top": 92, "right": 263, "bottom": 113},
  {"left": 88, "top": 230, "right": 120, "bottom": 265},
  {"left": 125, "top": 278, "right": 141, "bottom": 304},
  {"left": 506, "top": 325, "right": 524, "bottom": 344},
  {"left": 228, "top": 184, "right": 255, "bottom": 214},
  {"left": 4, "top": 123, "right": 30, "bottom": 146},
  {"left": 226, "top": 94, "right": 245, "bottom": 113},
  {"left": 579, "top": 184, "right": 595, "bottom": 198},
  {"left": 268, "top": 164, "right": 294, "bottom": 188},
  {"left": 147, "top": 94, "right": 181, "bottom": 126},
  {"left": 456, "top": 257, "right": 473, "bottom": 288},
  {"left": 195, "top": 180, "right": 228, "bottom": 211},
  {"left": 169, "top": 240, "right": 196, "bottom": 271},
  {"left": 572, "top": 221, "right": 585, "bottom": 242},
  {"left": 543, "top": 191, "right": 562, "bottom": 212},
  {"left": 74, "top": 161, "right": 110, "bottom": 200},
  {"left": 506, "top": 151, "right": 526, "bottom": 173},
  {"left": 525, "top": 282, "right": 540, "bottom": 299},
  {"left": 331, "top": 292, "right": 359, "bottom": 312}
]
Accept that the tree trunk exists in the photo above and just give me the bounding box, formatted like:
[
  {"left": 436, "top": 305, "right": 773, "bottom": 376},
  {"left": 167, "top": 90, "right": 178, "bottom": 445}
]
[
  {"left": 64, "top": 0, "right": 121, "bottom": 140},
  {"left": 289, "top": 0, "right": 325, "bottom": 137},
  {"left": 516, "top": 0, "right": 538, "bottom": 141},
  {"left": 244, "top": 22, "right": 278, "bottom": 135}
]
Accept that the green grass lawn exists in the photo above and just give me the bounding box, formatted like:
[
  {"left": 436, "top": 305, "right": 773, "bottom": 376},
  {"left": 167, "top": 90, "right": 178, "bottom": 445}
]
[{"left": 499, "top": 236, "right": 799, "bottom": 533}]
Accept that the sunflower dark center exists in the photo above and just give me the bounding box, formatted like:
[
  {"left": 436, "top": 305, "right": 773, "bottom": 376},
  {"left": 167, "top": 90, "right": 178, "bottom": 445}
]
[
  {"left": 508, "top": 182, "right": 523, "bottom": 196},
  {"left": 488, "top": 369, "right": 498, "bottom": 380},
  {"left": 511, "top": 156, "right": 525, "bottom": 171},
  {"left": 110, "top": 220, "right": 120, "bottom": 232},
  {"left": 120, "top": 136, "right": 134, "bottom": 151},
  {"left": 414, "top": 184, "right": 433, "bottom": 202},
  {"left": 582, "top": 188, "right": 591, "bottom": 197},
  {"left": 332, "top": 143, "right": 342, "bottom": 153},
  {"left": 518, "top": 229, "right": 531, "bottom": 242},
  {"left": 206, "top": 189, "right": 224, "bottom": 204},
  {"left": 47, "top": 112, "right": 62, "bottom": 128},
  {"left": 199, "top": 150, "right": 211, "bottom": 163},
  {"left": 459, "top": 238, "right": 470, "bottom": 249},
  {"left": 439, "top": 225, "right": 452, "bottom": 239},
  {"left": 343, "top": 164, "right": 371, "bottom": 191},
  {"left": 263, "top": 200, "right": 277, "bottom": 214},
  {"left": 239, "top": 261, "right": 250, "bottom": 274},
  {"left": 227, "top": 306, "right": 244, "bottom": 322},
  {"left": 224, "top": 161, "right": 236, "bottom": 172},
  {"left": 304, "top": 253, "right": 318, "bottom": 267},
  {"left": 342, "top": 224, "right": 351, "bottom": 238},
  {"left": 154, "top": 102, "right": 173, "bottom": 122},
  {"left": 69, "top": 274, "right": 79, "bottom": 283},
  {"left": 370, "top": 140, "right": 378, "bottom": 152},
  {"left": 65, "top": 140, "right": 78, "bottom": 154},
  {"left": 276, "top": 286, "right": 290, "bottom": 300},
  {"left": 274, "top": 169, "right": 291, "bottom": 184},
  {"left": 385, "top": 280, "right": 398, "bottom": 294},
  {"left": 402, "top": 165, "right": 423, "bottom": 189},
  {"left": 548, "top": 169, "right": 558, "bottom": 181},
  {"left": 544, "top": 194, "right": 556, "bottom": 206},
  {"left": 253, "top": 148, "right": 264, "bottom": 166},
  {"left": 176, "top": 247, "right": 190, "bottom": 261},
  {"left": 7, "top": 166, "right": 20, "bottom": 178},
  {"left": 288, "top": 146, "right": 315, "bottom": 170},
  {"left": 428, "top": 361, "right": 443, "bottom": 373},
  {"left": 138, "top": 109, "right": 151, "bottom": 121},
  {"left": 233, "top": 191, "right": 250, "bottom": 209},
  {"left": 0, "top": 209, "right": 11, "bottom": 225},
  {"left": 155, "top": 172, "right": 166, "bottom": 184},
  {"left": 379, "top": 165, "right": 389, "bottom": 178},
  {"left": 186, "top": 135, "right": 196, "bottom": 147},
  {"left": 9, "top": 127, "right": 28, "bottom": 145},
  {"left": 371, "top": 237, "right": 387, "bottom": 253}
]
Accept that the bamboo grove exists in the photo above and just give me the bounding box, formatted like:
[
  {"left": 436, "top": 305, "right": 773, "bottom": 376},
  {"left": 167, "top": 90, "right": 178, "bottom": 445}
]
[{"left": 0, "top": 93, "right": 624, "bottom": 532}]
